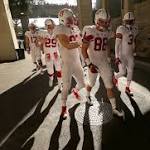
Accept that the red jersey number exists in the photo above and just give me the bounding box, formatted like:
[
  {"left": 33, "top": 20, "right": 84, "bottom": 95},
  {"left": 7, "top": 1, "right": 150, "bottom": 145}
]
[
  {"left": 94, "top": 37, "right": 108, "bottom": 51},
  {"left": 45, "top": 38, "right": 56, "bottom": 48}
]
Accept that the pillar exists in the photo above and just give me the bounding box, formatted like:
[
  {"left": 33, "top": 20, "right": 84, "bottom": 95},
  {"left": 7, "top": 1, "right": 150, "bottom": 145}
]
[{"left": 0, "top": 0, "right": 18, "bottom": 62}]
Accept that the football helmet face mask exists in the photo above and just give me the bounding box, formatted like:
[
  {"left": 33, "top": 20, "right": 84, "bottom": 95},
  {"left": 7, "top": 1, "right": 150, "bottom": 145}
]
[
  {"left": 58, "top": 8, "right": 74, "bottom": 27},
  {"left": 45, "top": 19, "right": 55, "bottom": 31},
  {"left": 95, "top": 8, "right": 110, "bottom": 31},
  {"left": 123, "top": 12, "right": 135, "bottom": 26}
]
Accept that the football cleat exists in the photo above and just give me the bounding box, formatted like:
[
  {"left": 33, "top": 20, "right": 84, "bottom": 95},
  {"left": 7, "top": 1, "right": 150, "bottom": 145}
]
[
  {"left": 125, "top": 87, "right": 133, "bottom": 96},
  {"left": 60, "top": 106, "right": 67, "bottom": 119},
  {"left": 40, "top": 68, "right": 44, "bottom": 75},
  {"left": 86, "top": 96, "right": 93, "bottom": 106},
  {"left": 112, "top": 108, "right": 125, "bottom": 119},
  {"left": 32, "top": 68, "right": 37, "bottom": 72},
  {"left": 36, "top": 65, "right": 40, "bottom": 71}
]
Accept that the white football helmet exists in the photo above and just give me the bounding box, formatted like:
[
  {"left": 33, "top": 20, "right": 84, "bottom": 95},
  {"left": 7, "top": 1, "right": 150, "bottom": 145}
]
[
  {"left": 28, "top": 22, "right": 36, "bottom": 28},
  {"left": 123, "top": 12, "right": 135, "bottom": 21},
  {"left": 28, "top": 23, "right": 37, "bottom": 32},
  {"left": 45, "top": 19, "right": 55, "bottom": 26},
  {"left": 123, "top": 12, "right": 135, "bottom": 26},
  {"left": 58, "top": 8, "right": 74, "bottom": 26},
  {"left": 45, "top": 19, "right": 55, "bottom": 30},
  {"left": 95, "top": 8, "right": 110, "bottom": 30}
]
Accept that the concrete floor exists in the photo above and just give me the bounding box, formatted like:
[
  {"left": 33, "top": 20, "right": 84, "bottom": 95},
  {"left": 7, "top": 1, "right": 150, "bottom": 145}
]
[{"left": 0, "top": 53, "right": 150, "bottom": 150}]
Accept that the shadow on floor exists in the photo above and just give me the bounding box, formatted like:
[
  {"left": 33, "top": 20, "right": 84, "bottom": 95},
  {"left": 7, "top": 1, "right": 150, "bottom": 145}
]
[
  {"left": 102, "top": 93, "right": 150, "bottom": 150},
  {"left": 0, "top": 71, "right": 56, "bottom": 143},
  {"left": 82, "top": 103, "right": 94, "bottom": 150},
  {"left": 0, "top": 87, "right": 60, "bottom": 150},
  {"left": 63, "top": 103, "right": 80, "bottom": 150}
]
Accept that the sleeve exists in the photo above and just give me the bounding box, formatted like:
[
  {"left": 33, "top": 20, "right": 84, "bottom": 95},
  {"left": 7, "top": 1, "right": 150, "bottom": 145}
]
[
  {"left": 82, "top": 26, "right": 94, "bottom": 43},
  {"left": 116, "top": 26, "right": 123, "bottom": 39}
]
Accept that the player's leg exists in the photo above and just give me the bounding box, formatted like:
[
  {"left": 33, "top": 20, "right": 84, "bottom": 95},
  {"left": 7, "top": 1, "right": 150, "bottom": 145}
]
[
  {"left": 53, "top": 52, "right": 62, "bottom": 90},
  {"left": 125, "top": 57, "right": 135, "bottom": 95},
  {"left": 72, "top": 64, "right": 85, "bottom": 100},
  {"left": 61, "top": 65, "right": 72, "bottom": 119},
  {"left": 113, "top": 60, "right": 126, "bottom": 86},
  {"left": 85, "top": 68, "right": 98, "bottom": 105},
  {"left": 31, "top": 49, "right": 39, "bottom": 71},
  {"left": 100, "top": 62, "right": 124, "bottom": 117},
  {"left": 45, "top": 53, "right": 54, "bottom": 87},
  {"left": 36, "top": 48, "right": 43, "bottom": 74}
]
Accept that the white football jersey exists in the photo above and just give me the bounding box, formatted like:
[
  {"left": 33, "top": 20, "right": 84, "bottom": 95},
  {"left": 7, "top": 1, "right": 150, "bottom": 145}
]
[
  {"left": 82, "top": 25, "right": 111, "bottom": 65},
  {"left": 116, "top": 25, "right": 138, "bottom": 57},
  {"left": 39, "top": 30, "right": 58, "bottom": 54},
  {"left": 72, "top": 25, "right": 82, "bottom": 44},
  {"left": 54, "top": 24, "right": 81, "bottom": 64},
  {"left": 25, "top": 31, "right": 39, "bottom": 49}
]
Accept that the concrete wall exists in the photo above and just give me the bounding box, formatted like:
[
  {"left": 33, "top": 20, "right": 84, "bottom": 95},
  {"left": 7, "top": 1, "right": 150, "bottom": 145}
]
[
  {"left": 77, "top": 0, "right": 93, "bottom": 29},
  {"left": 100, "top": 0, "right": 109, "bottom": 10},
  {"left": 0, "top": 0, "right": 18, "bottom": 62},
  {"left": 121, "top": 0, "right": 134, "bottom": 16}
]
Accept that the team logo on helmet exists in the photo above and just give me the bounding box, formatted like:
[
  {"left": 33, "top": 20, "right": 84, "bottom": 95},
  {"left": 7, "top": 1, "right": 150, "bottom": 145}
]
[{"left": 58, "top": 8, "right": 74, "bottom": 26}]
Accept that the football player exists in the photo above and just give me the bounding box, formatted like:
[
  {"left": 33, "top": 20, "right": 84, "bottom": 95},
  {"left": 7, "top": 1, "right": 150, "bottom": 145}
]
[
  {"left": 54, "top": 8, "right": 85, "bottom": 119},
  {"left": 25, "top": 23, "right": 43, "bottom": 73},
  {"left": 113, "top": 12, "right": 138, "bottom": 95},
  {"left": 39, "top": 19, "right": 62, "bottom": 89},
  {"left": 82, "top": 8, "right": 124, "bottom": 117}
]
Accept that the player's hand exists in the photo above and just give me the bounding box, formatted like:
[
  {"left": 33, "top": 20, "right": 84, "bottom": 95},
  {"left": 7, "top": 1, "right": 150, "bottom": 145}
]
[
  {"left": 115, "top": 58, "right": 121, "bottom": 65},
  {"left": 89, "top": 63, "right": 98, "bottom": 73}
]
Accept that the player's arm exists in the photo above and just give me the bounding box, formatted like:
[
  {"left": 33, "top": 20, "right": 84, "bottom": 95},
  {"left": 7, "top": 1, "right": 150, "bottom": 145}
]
[
  {"left": 133, "top": 28, "right": 139, "bottom": 55},
  {"left": 81, "top": 39, "right": 89, "bottom": 61},
  {"left": 57, "top": 34, "right": 80, "bottom": 50},
  {"left": 115, "top": 32, "right": 122, "bottom": 64},
  {"left": 115, "top": 33, "right": 122, "bottom": 58},
  {"left": 81, "top": 29, "right": 93, "bottom": 62},
  {"left": 81, "top": 33, "right": 98, "bottom": 73}
]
